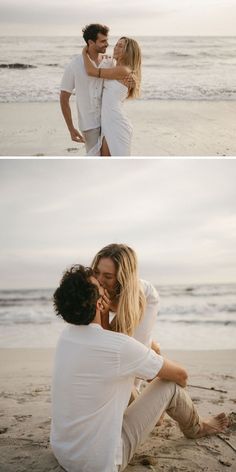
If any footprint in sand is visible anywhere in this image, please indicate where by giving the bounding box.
[191,396,201,404]
[0,427,8,434]
[228,411,236,431]
[14,414,32,422]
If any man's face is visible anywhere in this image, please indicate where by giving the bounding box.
[91,33,109,54]
[93,257,117,296]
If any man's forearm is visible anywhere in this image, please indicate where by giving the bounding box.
[60,96,74,133]
[158,358,188,388]
[60,91,84,144]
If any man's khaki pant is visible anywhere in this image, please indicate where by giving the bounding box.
[82,127,101,155]
[120,378,201,471]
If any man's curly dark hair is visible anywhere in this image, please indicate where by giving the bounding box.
[53,265,100,325]
[82,24,109,44]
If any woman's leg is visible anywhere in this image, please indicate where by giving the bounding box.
[101,137,111,157]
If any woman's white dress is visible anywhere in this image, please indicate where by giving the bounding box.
[88,79,133,156]
[102,80,133,156]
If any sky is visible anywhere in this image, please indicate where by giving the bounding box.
[0,158,236,289]
[1,0,236,36]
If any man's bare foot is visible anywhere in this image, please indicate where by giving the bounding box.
[195,413,228,438]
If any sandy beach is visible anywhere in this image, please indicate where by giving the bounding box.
[0,349,235,472]
[0,100,236,157]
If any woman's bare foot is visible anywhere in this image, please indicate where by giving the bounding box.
[195,413,228,438]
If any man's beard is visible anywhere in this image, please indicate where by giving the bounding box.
[96,47,107,54]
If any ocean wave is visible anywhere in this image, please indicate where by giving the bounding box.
[1,36,236,102]
[159,285,236,298]
[0,315,234,327]
[166,52,193,58]
[0,297,51,306]
[159,319,236,326]
[0,311,54,325]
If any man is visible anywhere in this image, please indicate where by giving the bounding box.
[60,23,112,155]
[51,265,228,472]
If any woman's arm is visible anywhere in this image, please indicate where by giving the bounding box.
[82,47,131,80]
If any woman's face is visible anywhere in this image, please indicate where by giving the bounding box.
[93,257,117,295]
[89,275,104,298]
[113,38,126,61]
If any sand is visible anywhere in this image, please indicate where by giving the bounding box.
[0,348,236,472]
[0,100,236,157]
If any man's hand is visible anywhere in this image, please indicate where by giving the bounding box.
[70,127,85,143]
[101,289,111,316]
[100,289,112,330]
[151,340,161,355]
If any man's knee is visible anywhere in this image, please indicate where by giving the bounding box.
[150,377,176,393]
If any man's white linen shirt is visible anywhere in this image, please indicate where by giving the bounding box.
[50,324,163,472]
[61,55,114,132]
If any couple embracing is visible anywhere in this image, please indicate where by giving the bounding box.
[60,24,141,156]
[50,243,228,472]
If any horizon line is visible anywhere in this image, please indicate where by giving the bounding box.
[1,281,236,291]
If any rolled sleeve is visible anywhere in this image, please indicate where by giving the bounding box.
[61,64,75,93]
[120,336,164,380]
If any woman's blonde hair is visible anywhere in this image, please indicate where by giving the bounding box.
[91,243,146,336]
[120,37,142,99]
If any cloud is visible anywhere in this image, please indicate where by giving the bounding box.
[0,0,236,35]
[0,159,236,288]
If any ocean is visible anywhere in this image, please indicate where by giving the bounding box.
[0,36,236,102]
[0,283,235,350]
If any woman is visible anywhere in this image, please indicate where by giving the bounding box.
[82,37,141,156]
[91,243,160,354]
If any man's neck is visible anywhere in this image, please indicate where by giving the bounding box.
[87,48,100,65]
[91,310,102,326]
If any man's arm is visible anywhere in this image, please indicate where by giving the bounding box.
[157,358,188,388]
[60,91,85,143]
[151,340,161,355]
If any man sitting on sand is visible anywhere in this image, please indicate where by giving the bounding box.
[50,265,228,472]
